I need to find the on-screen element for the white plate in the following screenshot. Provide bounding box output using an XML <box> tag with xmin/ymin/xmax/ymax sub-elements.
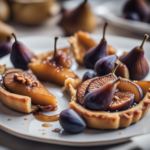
<box><xmin>0</xmin><ymin>35</ymin><xmax>150</xmax><ymax>146</ymax></box>
<box><xmin>94</xmin><ymin>0</ymin><xmax>150</xmax><ymax>35</ymax></box>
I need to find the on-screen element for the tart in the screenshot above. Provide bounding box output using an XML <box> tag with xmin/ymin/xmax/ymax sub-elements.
<box><xmin>63</xmin><ymin>78</ymin><xmax>150</xmax><ymax>129</ymax></box>
<box><xmin>68</xmin><ymin>30</ymin><xmax>117</xmax><ymax>65</ymax></box>
<box><xmin>0</xmin><ymin>65</ymin><xmax>56</xmax><ymax>113</ymax></box>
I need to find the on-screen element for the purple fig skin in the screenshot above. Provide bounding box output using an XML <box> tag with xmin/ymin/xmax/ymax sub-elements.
<box><xmin>10</xmin><ymin>34</ymin><xmax>35</xmax><ymax>70</ymax></box>
<box><xmin>120</xmin><ymin>47</ymin><xmax>149</xmax><ymax>80</ymax></box>
<box><xmin>94</xmin><ymin>55</ymin><xmax>118</xmax><ymax>76</ymax></box>
<box><xmin>82</xmin><ymin>71</ymin><xmax>97</xmax><ymax>82</ymax></box>
<box><xmin>123</xmin><ymin>0</ymin><xmax>150</xmax><ymax>22</ymax></box>
<box><xmin>83</xmin><ymin>79</ymin><xmax>119</xmax><ymax>111</ymax></box>
<box><xmin>83</xmin><ymin>40</ymin><xmax>107</xmax><ymax>69</ymax></box>
<box><xmin>59</xmin><ymin>109</ymin><xmax>86</xmax><ymax>133</ymax></box>
<box><xmin>83</xmin><ymin>22</ymin><xmax>108</xmax><ymax>69</ymax></box>
<box><xmin>0</xmin><ymin>36</ymin><xmax>12</xmax><ymax>58</ymax></box>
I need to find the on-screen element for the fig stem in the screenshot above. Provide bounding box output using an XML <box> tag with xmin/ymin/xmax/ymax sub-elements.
<box><xmin>140</xmin><ymin>34</ymin><xmax>149</xmax><ymax>49</ymax></box>
<box><xmin>6</xmin><ymin>36</ymin><xmax>11</xmax><ymax>42</ymax></box>
<box><xmin>112</xmin><ymin>78</ymin><xmax>120</xmax><ymax>85</ymax></box>
<box><xmin>12</xmin><ymin>33</ymin><xmax>17</xmax><ymax>42</ymax></box>
<box><xmin>103</xmin><ymin>22</ymin><xmax>108</xmax><ymax>40</ymax></box>
<box><xmin>53</xmin><ymin>36</ymin><xmax>59</xmax><ymax>60</ymax></box>
<box><xmin>112</xmin><ymin>63</ymin><xmax>119</xmax><ymax>75</ymax></box>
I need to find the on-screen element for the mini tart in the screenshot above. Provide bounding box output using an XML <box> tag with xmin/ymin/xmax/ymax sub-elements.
<box><xmin>0</xmin><ymin>65</ymin><xmax>37</xmax><ymax>113</ymax></box>
<box><xmin>63</xmin><ymin>78</ymin><xmax>150</xmax><ymax>129</ymax></box>
<box><xmin>68</xmin><ymin>30</ymin><xmax>116</xmax><ymax>65</ymax></box>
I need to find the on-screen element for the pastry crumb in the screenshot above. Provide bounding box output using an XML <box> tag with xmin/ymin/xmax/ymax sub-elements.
<box><xmin>52</xmin><ymin>128</ymin><xmax>61</xmax><ymax>133</ymax></box>
<box><xmin>42</xmin><ymin>132</ymin><xmax>47</xmax><ymax>135</ymax></box>
<box><xmin>119</xmin><ymin>132</ymin><xmax>123</xmax><ymax>134</ymax></box>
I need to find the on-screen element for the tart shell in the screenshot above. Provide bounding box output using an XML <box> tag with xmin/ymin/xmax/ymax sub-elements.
<box><xmin>64</xmin><ymin>78</ymin><xmax>150</xmax><ymax>129</ymax></box>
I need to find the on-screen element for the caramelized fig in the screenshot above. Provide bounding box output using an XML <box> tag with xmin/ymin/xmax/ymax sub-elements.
<box><xmin>59</xmin><ymin>108</ymin><xmax>86</xmax><ymax>133</ymax></box>
<box><xmin>36</xmin><ymin>47</ymin><xmax>72</xmax><ymax>68</ymax></box>
<box><xmin>59</xmin><ymin>0</ymin><xmax>97</xmax><ymax>35</ymax></box>
<box><xmin>82</xmin><ymin>71</ymin><xmax>97</xmax><ymax>82</ymax></box>
<box><xmin>94</xmin><ymin>55</ymin><xmax>118</xmax><ymax>76</ymax></box>
<box><xmin>134</xmin><ymin>81</ymin><xmax>150</xmax><ymax>96</ymax></box>
<box><xmin>0</xmin><ymin>36</ymin><xmax>12</xmax><ymax>58</ymax></box>
<box><xmin>77</xmin><ymin>64</ymin><xmax>118</xmax><ymax>106</ymax></box>
<box><xmin>83</xmin><ymin>78</ymin><xmax>120</xmax><ymax>111</ymax></box>
<box><xmin>117</xmin><ymin>78</ymin><xmax>143</xmax><ymax>103</ymax></box>
<box><xmin>120</xmin><ymin>34</ymin><xmax>149</xmax><ymax>80</ymax></box>
<box><xmin>83</xmin><ymin>22</ymin><xmax>108</xmax><ymax>69</ymax></box>
<box><xmin>29</xmin><ymin>37</ymin><xmax>78</xmax><ymax>86</ymax></box>
<box><xmin>115</xmin><ymin>60</ymin><xmax>130</xmax><ymax>79</ymax></box>
<box><xmin>109</xmin><ymin>91</ymin><xmax>134</xmax><ymax>111</ymax></box>
<box><xmin>3</xmin><ymin>71</ymin><xmax>56</xmax><ymax>106</ymax></box>
<box><xmin>10</xmin><ymin>33</ymin><xmax>35</xmax><ymax>70</ymax></box>
<box><xmin>123</xmin><ymin>0</ymin><xmax>150</xmax><ymax>22</ymax></box>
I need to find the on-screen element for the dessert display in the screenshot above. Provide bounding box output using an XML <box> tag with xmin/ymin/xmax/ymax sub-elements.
<box><xmin>68</xmin><ymin>27</ymin><xmax>116</xmax><ymax>65</ymax></box>
<box><xmin>0</xmin><ymin>24</ymin><xmax>150</xmax><ymax>137</ymax></box>
<box><xmin>59</xmin><ymin>0</ymin><xmax>97</xmax><ymax>35</ymax></box>
<box><xmin>122</xmin><ymin>0</ymin><xmax>150</xmax><ymax>23</ymax></box>
<box><xmin>0</xmin><ymin>65</ymin><xmax>57</xmax><ymax>113</ymax></box>
<box><xmin>29</xmin><ymin>37</ymin><xmax>80</xmax><ymax>86</ymax></box>
<box><xmin>0</xmin><ymin>36</ymin><xmax>12</xmax><ymax>58</ymax></box>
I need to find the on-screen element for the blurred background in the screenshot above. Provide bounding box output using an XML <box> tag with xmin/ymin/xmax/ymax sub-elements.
<box><xmin>0</xmin><ymin>0</ymin><xmax>150</xmax><ymax>46</ymax></box>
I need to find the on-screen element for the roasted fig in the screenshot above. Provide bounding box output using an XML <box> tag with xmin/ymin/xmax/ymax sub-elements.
<box><xmin>3</xmin><ymin>71</ymin><xmax>56</xmax><ymax>106</ymax></box>
<box><xmin>29</xmin><ymin>37</ymin><xmax>78</xmax><ymax>86</ymax></box>
<box><xmin>123</xmin><ymin>0</ymin><xmax>150</xmax><ymax>22</ymax></box>
<box><xmin>77</xmin><ymin>64</ymin><xmax>118</xmax><ymax>106</ymax></box>
<box><xmin>94</xmin><ymin>55</ymin><xmax>118</xmax><ymax>76</ymax></box>
<box><xmin>82</xmin><ymin>71</ymin><xmax>97</xmax><ymax>82</ymax></box>
<box><xmin>134</xmin><ymin>81</ymin><xmax>150</xmax><ymax>96</ymax></box>
<box><xmin>115</xmin><ymin>60</ymin><xmax>130</xmax><ymax>79</ymax></box>
<box><xmin>117</xmin><ymin>78</ymin><xmax>143</xmax><ymax>103</ymax></box>
<box><xmin>0</xmin><ymin>36</ymin><xmax>12</xmax><ymax>58</ymax></box>
<box><xmin>83</xmin><ymin>22</ymin><xmax>108</xmax><ymax>69</ymax></box>
<box><xmin>109</xmin><ymin>91</ymin><xmax>134</xmax><ymax>111</ymax></box>
<box><xmin>120</xmin><ymin>34</ymin><xmax>149</xmax><ymax>80</ymax></box>
<box><xmin>59</xmin><ymin>108</ymin><xmax>86</xmax><ymax>133</ymax></box>
<box><xmin>10</xmin><ymin>33</ymin><xmax>35</xmax><ymax>70</ymax></box>
<box><xmin>83</xmin><ymin>78</ymin><xmax>120</xmax><ymax>111</ymax></box>
<box><xmin>59</xmin><ymin>0</ymin><xmax>97</xmax><ymax>35</ymax></box>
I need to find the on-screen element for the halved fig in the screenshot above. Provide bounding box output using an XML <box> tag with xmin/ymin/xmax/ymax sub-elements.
<box><xmin>117</xmin><ymin>78</ymin><xmax>143</xmax><ymax>103</ymax></box>
<box><xmin>28</xmin><ymin>60</ymin><xmax>78</xmax><ymax>86</ymax></box>
<box><xmin>134</xmin><ymin>81</ymin><xmax>150</xmax><ymax>96</ymax></box>
<box><xmin>35</xmin><ymin>47</ymin><xmax>72</xmax><ymax>68</ymax></box>
<box><xmin>3</xmin><ymin>71</ymin><xmax>56</xmax><ymax>106</ymax></box>
<box><xmin>76</xmin><ymin>78</ymin><xmax>94</xmax><ymax>106</ymax></box>
<box><xmin>109</xmin><ymin>91</ymin><xmax>134</xmax><ymax>111</ymax></box>
<box><xmin>115</xmin><ymin>60</ymin><xmax>130</xmax><ymax>79</ymax></box>
<box><xmin>68</xmin><ymin>30</ymin><xmax>116</xmax><ymax>65</ymax></box>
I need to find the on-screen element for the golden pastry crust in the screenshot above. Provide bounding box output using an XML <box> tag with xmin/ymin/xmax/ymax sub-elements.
<box><xmin>68</xmin><ymin>31</ymin><xmax>116</xmax><ymax>65</ymax></box>
<box><xmin>64</xmin><ymin>78</ymin><xmax>150</xmax><ymax>129</ymax></box>
<box><xmin>0</xmin><ymin>85</ymin><xmax>37</xmax><ymax>113</ymax></box>
<box><xmin>0</xmin><ymin>65</ymin><xmax>37</xmax><ymax>113</ymax></box>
